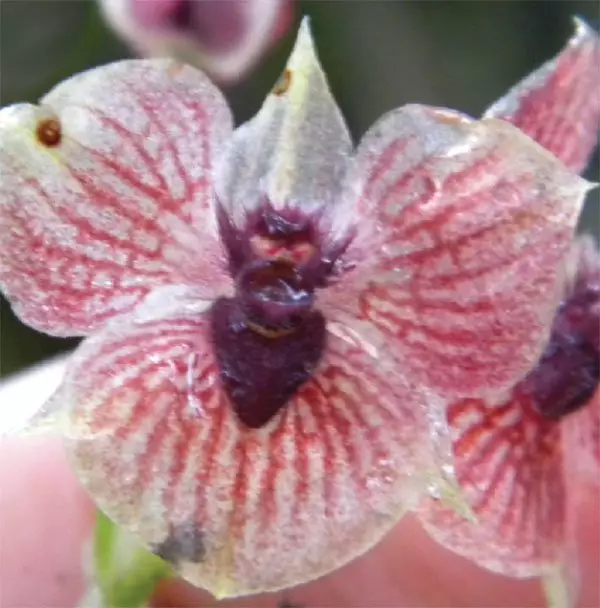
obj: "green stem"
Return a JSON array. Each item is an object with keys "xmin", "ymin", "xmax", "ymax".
[{"xmin": 93, "ymin": 509, "xmax": 174, "ymax": 608}]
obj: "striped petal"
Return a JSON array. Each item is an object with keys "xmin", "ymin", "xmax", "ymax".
[
  {"xmin": 57, "ymin": 292, "xmax": 452, "ymax": 598},
  {"xmin": 563, "ymin": 387, "xmax": 600, "ymax": 487},
  {"xmin": 484, "ymin": 18, "xmax": 600, "ymax": 173},
  {"xmin": 0, "ymin": 59, "xmax": 233, "ymax": 337},
  {"xmin": 418, "ymin": 390, "xmax": 566, "ymax": 578},
  {"xmin": 417, "ymin": 232, "xmax": 599, "ymax": 582},
  {"xmin": 99, "ymin": 0, "xmax": 292, "ymax": 83},
  {"xmin": 321, "ymin": 105, "xmax": 592, "ymax": 402}
]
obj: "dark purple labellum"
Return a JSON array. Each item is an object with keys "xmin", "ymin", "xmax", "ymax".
[
  {"xmin": 210, "ymin": 298, "xmax": 326, "ymax": 428},
  {"xmin": 526, "ymin": 331, "xmax": 599, "ymax": 420},
  {"xmin": 212, "ymin": 206, "xmax": 341, "ymax": 428},
  {"xmin": 528, "ymin": 276, "xmax": 599, "ymax": 420}
]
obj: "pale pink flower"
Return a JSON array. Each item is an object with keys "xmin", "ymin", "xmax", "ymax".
[
  {"xmin": 0, "ymin": 19, "xmax": 592, "ymax": 598},
  {"xmin": 418, "ymin": 18, "xmax": 600, "ymax": 606},
  {"xmin": 99, "ymin": 0, "xmax": 293, "ymax": 82}
]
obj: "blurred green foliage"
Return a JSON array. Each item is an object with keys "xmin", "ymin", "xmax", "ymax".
[{"xmin": 1, "ymin": 0, "xmax": 598, "ymax": 376}]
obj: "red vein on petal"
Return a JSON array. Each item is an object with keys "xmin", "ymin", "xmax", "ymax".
[
  {"xmin": 315, "ymin": 373, "xmax": 359, "ymax": 481},
  {"xmin": 197, "ymin": 382, "xmax": 227, "ymax": 537},
  {"xmin": 75, "ymin": 146, "xmax": 185, "ymax": 224},
  {"xmin": 164, "ymin": 378, "xmax": 198, "ymax": 513},
  {"xmin": 67, "ymin": 168, "xmax": 180, "ymax": 246},
  {"xmin": 376, "ymin": 165, "xmax": 437, "ymax": 222},
  {"xmin": 290, "ymin": 406, "xmax": 310, "ymax": 522},
  {"xmin": 90, "ymin": 108, "xmax": 171, "ymax": 193},
  {"xmin": 19, "ymin": 178, "xmax": 173, "ymax": 296},
  {"xmin": 302, "ymin": 381, "xmax": 336, "ymax": 520},
  {"xmin": 128, "ymin": 85, "xmax": 210, "ymax": 204},
  {"xmin": 361, "ymin": 138, "xmax": 413, "ymax": 207},
  {"xmin": 230, "ymin": 433, "xmax": 252, "ymax": 550}
]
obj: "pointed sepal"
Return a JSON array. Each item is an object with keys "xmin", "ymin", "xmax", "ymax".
[
  {"xmin": 215, "ymin": 17, "xmax": 352, "ymax": 231},
  {"xmin": 484, "ymin": 17, "xmax": 600, "ymax": 173}
]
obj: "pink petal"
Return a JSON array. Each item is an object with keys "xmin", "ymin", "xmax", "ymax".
[
  {"xmin": 484, "ymin": 18, "xmax": 600, "ymax": 174},
  {"xmin": 321, "ymin": 105, "xmax": 592, "ymax": 401},
  {"xmin": 563, "ymin": 387, "xmax": 600, "ymax": 487},
  {"xmin": 99, "ymin": 0, "xmax": 292, "ymax": 83},
  {"xmin": 57, "ymin": 293, "xmax": 452, "ymax": 597},
  {"xmin": 418, "ymin": 390, "xmax": 566, "ymax": 578},
  {"xmin": 0, "ymin": 59, "xmax": 233, "ymax": 336}
]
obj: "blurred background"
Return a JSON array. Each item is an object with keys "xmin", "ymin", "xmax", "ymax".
[{"xmin": 1, "ymin": 0, "xmax": 598, "ymax": 377}]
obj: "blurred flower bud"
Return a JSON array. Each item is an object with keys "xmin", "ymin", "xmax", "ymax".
[{"xmin": 98, "ymin": 0, "xmax": 293, "ymax": 82}]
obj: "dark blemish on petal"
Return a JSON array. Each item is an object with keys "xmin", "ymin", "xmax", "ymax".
[
  {"xmin": 279, "ymin": 601, "xmax": 304, "ymax": 608},
  {"xmin": 273, "ymin": 69, "xmax": 292, "ymax": 96},
  {"xmin": 36, "ymin": 118, "xmax": 61, "ymax": 147},
  {"xmin": 211, "ymin": 297, "xmax": 326, "ymax": 429},
  {"xmin": 152, "ymin": 522, "xmax": 205, "ymax": 566}
]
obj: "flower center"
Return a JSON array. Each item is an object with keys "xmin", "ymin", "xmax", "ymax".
[
  {"xmin": 210, "ymin": 260, "xmax": 325, "ymax": 429},
  {"xmin": 237, "ymin": 260, "xmax": 314, "ymax": 336},
  {"xmin": 527, "ymin": 281, "xmax": 599, "ymax": 420}
]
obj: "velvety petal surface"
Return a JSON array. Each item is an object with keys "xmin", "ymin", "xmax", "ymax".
[
  {"xmin": 321, "ymin": 105, "xmax": 592, "ymax": 401},
  {"xmin": 0, "ymin": 59, "xmax": 232, "ymax": 336},
  {"xmin": 214, "ymin": 18, "xmax": 352, "ymax": 233},
  {"xmin": 418, "ymin": 390, "xmax": 565, "ymax": 578},
  {"xmin": 100, "ymin": 0, "xmax": 291, "ymax": 83},
  {"xmin": 57, "ymin": 293, "xmax": 453, "ymax": 598},
  {"xmin": 564, "ymin": 388, "xmax": 600, "ymax": 487},
  {"xmin": 484, "ymin": 18, "xmax": 600, "ymax": 173}
]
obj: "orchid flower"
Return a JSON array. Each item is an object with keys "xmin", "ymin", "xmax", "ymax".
[
  {"xmin": 98, "ymin": 0, "xmax": 292, "ymax": 83},
  {"xmin": 0, "ymin": 18, "xmax": 593, "ymax": 599},
  {"xmin": 418, "ymin": 18, "xmax": 600, "ymax": 607}
]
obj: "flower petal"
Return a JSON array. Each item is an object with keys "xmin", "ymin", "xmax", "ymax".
[
  {"xmin": 484, "ymin": 17, "xmax": 600, "ymax": 173},
  {"xmin": 0, "ymin": 59, "xmax": 233, "ymax": 336},
  {"xmin": 563, "ymin": 387, "xmax": 600, "ymax": 486},
  {"xmin": 57, "ymin": 293, "xmax": 453, "ymax": 597},
  {"xmin": 99, "ymin": 0, "xmax": 292, "ymax": 83},
  {"xmin": 418, "ymin": 390, "xmax": 566, "ymax": 578},
  {"xmin": 322, "ymin": 105, "xmax": 592, "ymax": 401},
  {"xmin": 214, "ymin": 17, "xmax": 352, "ymax": 233}
]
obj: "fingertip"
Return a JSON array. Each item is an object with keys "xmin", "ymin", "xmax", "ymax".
[{"xmin": 0, "ymin": 432, "xmax": 95, "ymax": 607}]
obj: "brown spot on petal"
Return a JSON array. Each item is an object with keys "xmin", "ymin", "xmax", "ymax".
[
  {"xmin": 431, "ymin": 108, "xmax": 469, "ymax": 126},
  {"xmin": 36, "ymin": 118, "xmax": 61, "ymax": 147},
  {"xmin": 152, "ymin": 522, "xmax": 205, "ymax": 566},
  {"xmin": 273, "ymin": 69, "xmax": 292, "ymax": 96}
]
